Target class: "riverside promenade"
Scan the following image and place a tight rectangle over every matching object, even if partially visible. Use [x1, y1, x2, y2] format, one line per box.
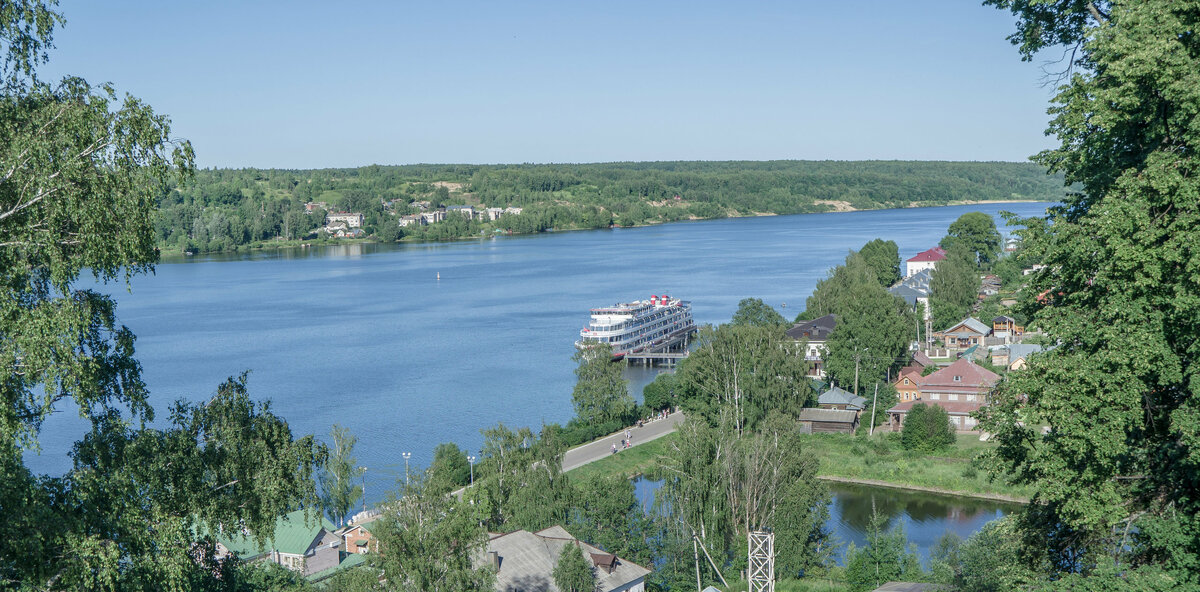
[561, 411, 685, 472]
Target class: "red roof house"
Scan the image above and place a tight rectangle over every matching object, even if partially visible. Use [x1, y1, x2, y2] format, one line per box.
[905, 247, 947, 277]
[887, 358, 1000, 432]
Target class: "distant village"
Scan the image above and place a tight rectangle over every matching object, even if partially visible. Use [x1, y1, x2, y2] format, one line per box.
[793, 240, 1045, 437]
[208, 509, 650, 590]
[303, 200, 523, 239]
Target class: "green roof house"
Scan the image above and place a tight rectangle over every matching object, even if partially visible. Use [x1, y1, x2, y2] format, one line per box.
[215, 509, 341, 577]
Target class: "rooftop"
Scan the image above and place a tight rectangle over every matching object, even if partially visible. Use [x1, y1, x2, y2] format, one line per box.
[888, 399, 985, 415]
[942, 317, 991, 336]
[799, 408, 859, 424]
[486, 525, 650, 592]
[906, 246, 947, 263]
[818, 386, 868, 410]
[921, 358, 1000, 391]
[215, 509, 335, 558]
[786, 314, 837, 342]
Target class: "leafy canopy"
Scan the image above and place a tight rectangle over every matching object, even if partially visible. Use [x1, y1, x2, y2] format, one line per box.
[980, 0, 1200, 584]
[730, 297, 787, 327]
[941, 212, 1002, 269]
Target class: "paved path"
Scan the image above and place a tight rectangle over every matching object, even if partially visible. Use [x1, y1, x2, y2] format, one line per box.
[562, 411, 685, 472]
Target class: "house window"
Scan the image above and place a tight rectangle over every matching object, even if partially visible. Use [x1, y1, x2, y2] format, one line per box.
[903, 378, 910, 385]
[953, 376, 962, 382]
[965, 394, 976, 402]
[949, 394, 958, 401]
[930, 393, 940, 400]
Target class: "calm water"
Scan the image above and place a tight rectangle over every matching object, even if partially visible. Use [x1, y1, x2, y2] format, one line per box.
[633, 479, 1020, 567]
[27, 203, 1050, 502]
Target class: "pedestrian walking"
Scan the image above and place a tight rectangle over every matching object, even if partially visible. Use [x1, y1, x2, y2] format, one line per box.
[611, 443, 617, 455]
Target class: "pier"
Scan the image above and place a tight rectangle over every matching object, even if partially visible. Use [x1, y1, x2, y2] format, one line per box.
[623, 351, 688, 367]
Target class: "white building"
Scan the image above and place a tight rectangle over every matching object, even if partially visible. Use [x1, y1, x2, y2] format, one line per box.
[326, 212, 363, 228]
[905, 246, 947, 277]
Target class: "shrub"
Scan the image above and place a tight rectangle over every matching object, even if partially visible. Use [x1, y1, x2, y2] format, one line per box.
[900, 403, 956, 452]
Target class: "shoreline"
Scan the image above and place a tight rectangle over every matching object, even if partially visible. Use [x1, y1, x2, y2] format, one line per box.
[159, 199, 1053, 261]
[818, 475, 1030, 504]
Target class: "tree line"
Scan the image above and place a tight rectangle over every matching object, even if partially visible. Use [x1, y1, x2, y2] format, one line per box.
[154, 160, 1067, 253]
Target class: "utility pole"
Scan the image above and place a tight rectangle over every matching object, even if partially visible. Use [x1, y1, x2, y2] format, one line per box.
[869, 383, 879, 436]
[854, 347, 869, 396]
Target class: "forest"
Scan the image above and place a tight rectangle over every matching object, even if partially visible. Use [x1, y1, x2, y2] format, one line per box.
[160, 160, 1067, 253]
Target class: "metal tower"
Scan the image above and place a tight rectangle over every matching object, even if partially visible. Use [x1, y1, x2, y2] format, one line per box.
[747, 530, 775, 592]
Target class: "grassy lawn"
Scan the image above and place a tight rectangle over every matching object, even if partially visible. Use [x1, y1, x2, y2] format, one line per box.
[562, 427, 1028, 501]
[805, 432, 1031, 500]
[721, 578, 851, 592]
[565, 432, 678, 481]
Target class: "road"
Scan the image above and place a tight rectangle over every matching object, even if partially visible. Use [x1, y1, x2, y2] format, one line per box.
[561, 411, 685, 472]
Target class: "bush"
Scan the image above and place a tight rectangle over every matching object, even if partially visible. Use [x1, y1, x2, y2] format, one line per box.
[642, 373, 677, 411]
[900, 403, 956, 453]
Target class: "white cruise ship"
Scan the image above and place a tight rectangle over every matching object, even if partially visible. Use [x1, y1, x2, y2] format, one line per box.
[576, 295, 696, 357]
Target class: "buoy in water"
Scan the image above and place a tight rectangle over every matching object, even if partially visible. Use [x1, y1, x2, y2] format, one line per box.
[437, 272, 440, 280]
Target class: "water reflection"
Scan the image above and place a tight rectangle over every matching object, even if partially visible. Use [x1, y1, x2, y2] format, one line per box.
[632, 478, 1021, 566]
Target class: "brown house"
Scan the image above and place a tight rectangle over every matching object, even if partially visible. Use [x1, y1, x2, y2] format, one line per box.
[893, 366, 923, 403]
[799, 408, 859, 434]
[340, 524, 377, 554]
[887, 358, 999, 432]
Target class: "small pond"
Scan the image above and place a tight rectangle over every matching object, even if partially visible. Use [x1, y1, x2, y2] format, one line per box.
[632, 478, 1022, 566]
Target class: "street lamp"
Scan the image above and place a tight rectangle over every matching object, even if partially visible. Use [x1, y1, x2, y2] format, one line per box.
[467, 455, 476, 485]
[401, 452, 412, 486]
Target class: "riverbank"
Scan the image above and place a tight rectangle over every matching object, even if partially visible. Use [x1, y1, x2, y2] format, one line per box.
[567, 430, 1031, 502]
[159, 198, 1052, 258]
[805, 432, 1031, 501]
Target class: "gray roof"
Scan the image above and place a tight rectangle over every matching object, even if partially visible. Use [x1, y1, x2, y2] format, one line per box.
[943, 317, 990, 336]
[486, 526, 649, 592]
[818, 386, 868, 410]
[786, 314, 836, 342]
[799, 408, 858, 424]
[1005, 343, 1044, 362]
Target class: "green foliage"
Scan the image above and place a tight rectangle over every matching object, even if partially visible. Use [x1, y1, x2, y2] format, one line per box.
[154, 161, 1065, 253]
[319, 423, 364, 527]
[954, 518, 1041, 592]
[857, 239, 901, 286]
[842, 508, 923, 592]
[654, 415, 830, 589]
[0, 6, 333, 587]
[676, 324, 813, 434]
[641, 372, 678, 411]
[553, 542, 598, 592]
[571, 343, 634, 427]
[372, 475, 495, 592]
[810, 253, 916, 395]
[928, 532, 962, 585]
[317, 564, 382, 592]
[731, 297, 787, 327]
[427, 441, 471, 495]
[979, 0, 1200, 584]
[569, 474, 652, 566]
[941, 212, 1002, 269]
[234, 563, 316, 592]
[899, 403, 956, 453]
[928, 248, 980, 330]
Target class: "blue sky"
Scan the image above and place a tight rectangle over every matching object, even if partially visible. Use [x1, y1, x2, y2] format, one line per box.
[43, 1, 1059, 169]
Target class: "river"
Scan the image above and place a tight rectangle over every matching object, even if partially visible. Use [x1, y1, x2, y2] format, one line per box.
[27, 202, 1050, 505]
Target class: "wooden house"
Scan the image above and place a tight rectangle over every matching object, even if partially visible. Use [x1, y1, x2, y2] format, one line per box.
[799, 408, 859, 434]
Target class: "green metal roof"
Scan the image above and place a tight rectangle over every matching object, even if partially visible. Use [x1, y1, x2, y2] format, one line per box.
[308, 551, 368, 582]
[216, 509, 335, 557]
